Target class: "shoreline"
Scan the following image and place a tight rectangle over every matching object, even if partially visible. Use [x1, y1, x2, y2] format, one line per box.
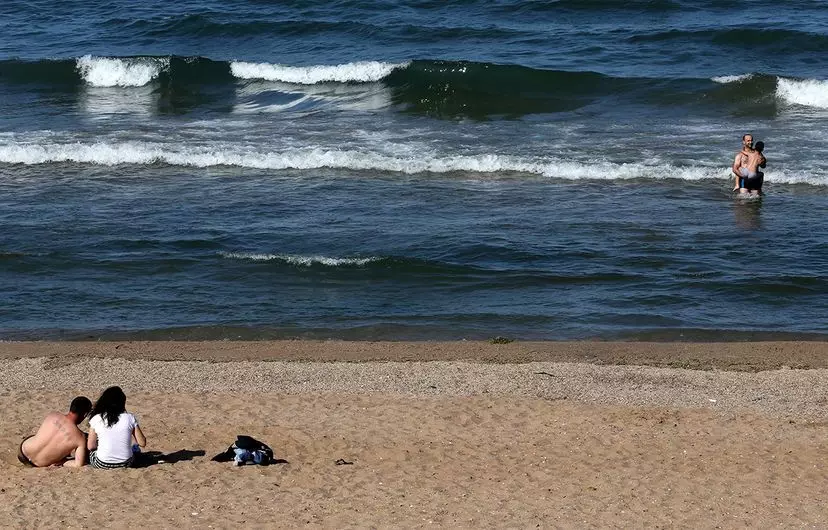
[1, 339, 827, 371]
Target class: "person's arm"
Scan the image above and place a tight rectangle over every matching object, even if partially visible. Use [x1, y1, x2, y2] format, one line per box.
[732, 152, 744, 177]
[133, 424, 146, 448]
[64, 441, 86, 468]
[87, 428, 97, 451]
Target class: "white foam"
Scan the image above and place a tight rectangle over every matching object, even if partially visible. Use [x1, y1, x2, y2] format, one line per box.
[0, 140, 824, 186]
[0, 142, 162, 165]
[220, 252, 378, 266]
[230, 61, 407, 84]
[76, 55, 167, 87]
[711, 74, 752, 84]
[776, 77, 828, 109]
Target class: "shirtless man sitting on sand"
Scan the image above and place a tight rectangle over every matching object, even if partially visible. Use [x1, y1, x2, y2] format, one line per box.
[18, 396, 92, 468]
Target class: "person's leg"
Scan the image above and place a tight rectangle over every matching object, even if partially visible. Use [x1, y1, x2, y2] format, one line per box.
[735, 168, 749, 192]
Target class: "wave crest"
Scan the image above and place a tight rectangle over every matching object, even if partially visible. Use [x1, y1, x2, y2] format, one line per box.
[230, 60, 408, 84]
[711, 74, 753, 84]
[76, 55, 168, 87]
[777, 77, 828, 109]
[710, 73, 828, 110]
[219, 252, 379, 266]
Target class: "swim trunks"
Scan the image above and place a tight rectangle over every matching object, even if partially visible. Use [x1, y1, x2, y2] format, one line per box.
[17, 436, 35, 467]
[739, 167, 757, 178]
[744, 174, 763, 191]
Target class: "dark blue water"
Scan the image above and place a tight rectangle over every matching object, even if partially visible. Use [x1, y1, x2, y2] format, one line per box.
[1, 1, 827, 340]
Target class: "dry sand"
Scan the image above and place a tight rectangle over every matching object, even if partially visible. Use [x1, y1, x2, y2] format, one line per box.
[2, 341, 827, 528]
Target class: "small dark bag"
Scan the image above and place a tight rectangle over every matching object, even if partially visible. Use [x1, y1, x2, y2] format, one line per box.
[211, 435, 274, 465]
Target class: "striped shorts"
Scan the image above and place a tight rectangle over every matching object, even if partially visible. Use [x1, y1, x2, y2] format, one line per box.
[89, 451, 133, 469]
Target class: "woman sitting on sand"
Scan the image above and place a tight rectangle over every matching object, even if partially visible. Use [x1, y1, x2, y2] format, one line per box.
[87, 386, 146, 469]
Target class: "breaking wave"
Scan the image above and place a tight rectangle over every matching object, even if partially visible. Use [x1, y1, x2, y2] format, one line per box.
[230, 61, 408, 84]
[0, 140, 823, 186]
[2, 57, 828, 116]
[776, 77, 828, 109]
[76, 55, 168, 87]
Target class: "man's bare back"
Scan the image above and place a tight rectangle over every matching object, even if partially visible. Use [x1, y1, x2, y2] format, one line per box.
[744, 148, 766, 174]
[19, 397, 91, 468]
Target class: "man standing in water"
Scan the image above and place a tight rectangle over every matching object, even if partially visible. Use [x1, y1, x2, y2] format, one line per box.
[18, 396, 92, 467]
[732, 133, 754, 191]
[732, 133, 767, 194]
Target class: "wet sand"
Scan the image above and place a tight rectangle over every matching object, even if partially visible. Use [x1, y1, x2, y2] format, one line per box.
[2, 339, 827, 370]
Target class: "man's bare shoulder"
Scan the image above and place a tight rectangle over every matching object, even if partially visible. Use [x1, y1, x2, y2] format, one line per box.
[43, 413, 84, 441]
[59, 417, 85, 439]
[39, 412, 63, 427]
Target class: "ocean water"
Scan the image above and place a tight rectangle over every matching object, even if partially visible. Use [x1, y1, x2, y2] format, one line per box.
[1, 0, 826, 340]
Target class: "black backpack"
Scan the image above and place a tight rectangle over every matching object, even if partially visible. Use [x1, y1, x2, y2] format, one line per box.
[211, 435, 274, 465]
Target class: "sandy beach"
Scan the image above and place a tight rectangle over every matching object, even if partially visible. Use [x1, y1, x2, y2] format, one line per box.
[3, 341, 828, 528]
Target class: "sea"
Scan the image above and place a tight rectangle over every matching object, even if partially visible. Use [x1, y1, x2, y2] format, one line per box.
[1, 0, 826, 341]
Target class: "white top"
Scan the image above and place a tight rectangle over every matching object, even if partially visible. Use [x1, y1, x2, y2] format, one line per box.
[89, 412, 137, 464]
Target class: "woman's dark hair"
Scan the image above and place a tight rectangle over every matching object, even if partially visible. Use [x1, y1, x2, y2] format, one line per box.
[91, 386, 127, 427]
